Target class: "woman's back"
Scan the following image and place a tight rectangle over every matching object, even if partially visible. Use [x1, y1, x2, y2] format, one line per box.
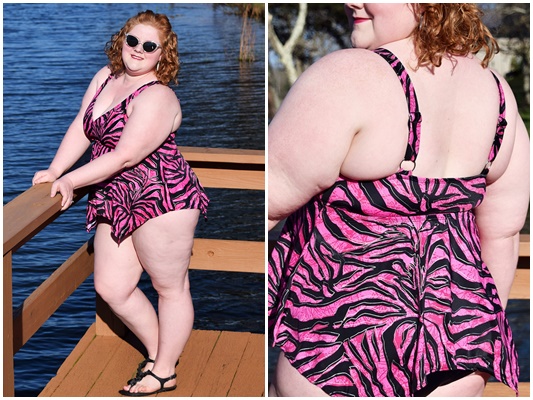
[340, 45, 513, 183]
[268, 47, 520, 397]
[268, 4, 528, 397]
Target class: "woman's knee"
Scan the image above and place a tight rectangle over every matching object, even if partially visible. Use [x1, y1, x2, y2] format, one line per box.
[93, 270, 139, 305]
[150, 270, 191, 299]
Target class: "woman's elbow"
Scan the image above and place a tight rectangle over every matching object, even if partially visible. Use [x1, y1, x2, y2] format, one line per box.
[114, 150, 141, 170]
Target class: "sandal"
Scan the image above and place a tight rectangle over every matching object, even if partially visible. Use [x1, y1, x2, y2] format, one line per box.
[125, 358, 154, 386]
[127, 358, 179, 385]
[119, 370, 177, 397]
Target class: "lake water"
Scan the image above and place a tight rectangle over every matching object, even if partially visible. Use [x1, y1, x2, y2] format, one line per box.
[3, 3, 265, 396]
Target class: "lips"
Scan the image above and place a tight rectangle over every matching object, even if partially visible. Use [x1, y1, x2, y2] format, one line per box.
[131, 54, 143, 60]
[354, 17, 371, 24]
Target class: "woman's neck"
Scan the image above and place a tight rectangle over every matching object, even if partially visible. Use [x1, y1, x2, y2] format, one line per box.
[119, 70, 158, 86]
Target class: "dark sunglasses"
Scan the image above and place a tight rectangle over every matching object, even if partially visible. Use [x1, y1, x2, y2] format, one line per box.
[125, 34, 161, 53]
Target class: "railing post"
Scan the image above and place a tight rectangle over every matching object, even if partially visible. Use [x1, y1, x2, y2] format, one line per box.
[95, 293, 126, 337]
[4, 251, 15, 396]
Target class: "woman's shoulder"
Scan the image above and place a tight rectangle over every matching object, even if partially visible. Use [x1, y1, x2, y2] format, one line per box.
[304, 48, 390, 79]
[488, 67, 519, 115]
[290, 48, 394, 102]
[93, 66, 113, 84]
[135, 81, 180, 111]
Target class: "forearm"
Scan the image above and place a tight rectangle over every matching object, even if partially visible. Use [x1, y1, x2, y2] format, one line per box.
[63, 151, 130, 189]
[480, 232, 520, 309]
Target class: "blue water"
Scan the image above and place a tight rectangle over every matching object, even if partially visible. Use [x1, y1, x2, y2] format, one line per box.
[3, 3, 265, 396]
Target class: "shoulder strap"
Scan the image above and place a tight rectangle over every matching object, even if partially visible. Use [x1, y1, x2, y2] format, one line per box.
[127, 80, 161, 103]
[91, 74, 113, 102]
[482, 72, 507, 175]
[373, 48, 422, 170]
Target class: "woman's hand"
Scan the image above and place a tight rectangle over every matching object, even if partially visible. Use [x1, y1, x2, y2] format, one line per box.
[51, 176, 75, 211]
[32, 169, 59, 185]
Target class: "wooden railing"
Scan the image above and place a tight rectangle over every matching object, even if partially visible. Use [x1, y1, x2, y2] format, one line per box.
[3, 147, 265, 396]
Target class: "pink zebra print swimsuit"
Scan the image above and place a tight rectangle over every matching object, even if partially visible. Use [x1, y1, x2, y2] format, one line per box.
[268, 49, 519, 396]
[83, 75, 208, 243]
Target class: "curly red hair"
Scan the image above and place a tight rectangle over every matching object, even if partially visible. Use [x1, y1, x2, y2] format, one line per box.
[412, 3, 499, 69]
[105, 10, 180, 85]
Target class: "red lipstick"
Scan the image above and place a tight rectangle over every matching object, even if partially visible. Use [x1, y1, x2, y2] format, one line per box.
[354, 17, 371, 24]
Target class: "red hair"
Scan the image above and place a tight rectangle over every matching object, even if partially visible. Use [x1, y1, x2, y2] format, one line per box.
[412, 3, 499, 69]
[105, 10, 180, 85]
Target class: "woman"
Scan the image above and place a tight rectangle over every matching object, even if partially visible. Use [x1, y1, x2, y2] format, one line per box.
[32, 10, 208, 396]
[268, 3, 529, 397]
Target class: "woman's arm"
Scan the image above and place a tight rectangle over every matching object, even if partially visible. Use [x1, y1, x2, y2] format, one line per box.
[32, 67, 111, 184]
[268, 49, 379, 229]
[52, 85, 181, 209]
[474, 113, 530, 309]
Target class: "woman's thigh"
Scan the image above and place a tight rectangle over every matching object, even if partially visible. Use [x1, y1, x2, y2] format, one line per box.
[132, 209, 200, 288]
[272, 352, 329, 397]
[93, 223, 144, 298]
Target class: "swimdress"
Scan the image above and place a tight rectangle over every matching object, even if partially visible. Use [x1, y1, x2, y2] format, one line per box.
[83, 75, 209, 243]
[268, 48, 519, 397]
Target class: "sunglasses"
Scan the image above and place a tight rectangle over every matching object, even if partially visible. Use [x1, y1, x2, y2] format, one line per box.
[125, 34, 161, 53]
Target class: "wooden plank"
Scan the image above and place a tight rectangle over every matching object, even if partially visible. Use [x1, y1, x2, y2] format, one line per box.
[483, 381, 529, 397]
[190, 239, 264, 273]
[228, 333, 265, 397]
[39, 324, 97, 396]
[519, 234, 529, 257]
[13, 241, 94, 353]
[48, 335, 119, 397]
[191, 331, 250, 397]
[95, 293, 126, 337]
[87, 338, 143, 397]
[3, 252, 14, 397]
[41, 328, 264, 397]
[193, 168, 264, 190]
[510, 268, 529, 300]
[3, 183, 88, 255]
[170, 330, 221, 396]
[180, 147, 264, 165]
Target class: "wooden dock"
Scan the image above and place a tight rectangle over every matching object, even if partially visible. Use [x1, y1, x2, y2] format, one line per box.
[4, 147, 265, 397]
[40, 325, 264, 397]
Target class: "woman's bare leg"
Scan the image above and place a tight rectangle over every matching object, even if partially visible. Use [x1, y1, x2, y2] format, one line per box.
[124, 209, 199, 394]
[93, 223, 159, 360]
[270, 352, 329, 397]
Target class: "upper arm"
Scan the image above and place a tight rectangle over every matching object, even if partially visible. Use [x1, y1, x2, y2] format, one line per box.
[475, 112, 529, 239]
[114, 85, 181, 166]
[268, 49, 374, 221]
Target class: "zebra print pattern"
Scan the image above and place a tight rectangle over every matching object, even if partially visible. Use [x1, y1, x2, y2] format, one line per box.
[83, 75, 208, 243]
[268, 49, 518, 396]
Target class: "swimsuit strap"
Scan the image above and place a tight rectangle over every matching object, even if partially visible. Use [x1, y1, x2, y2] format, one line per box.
[125, 80, 161, 104]
[374, 48, 422, 171]
[374, 49, 508, 176]
[482, 72, 507, 174]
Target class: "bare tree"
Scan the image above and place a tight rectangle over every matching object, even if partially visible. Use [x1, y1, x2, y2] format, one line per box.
[269, 3, 307, 85]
